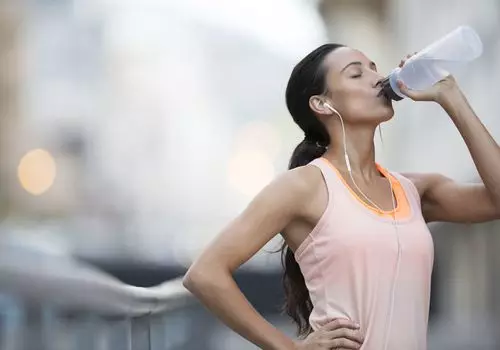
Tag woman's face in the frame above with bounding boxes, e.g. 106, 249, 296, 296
323, 47, 394, 124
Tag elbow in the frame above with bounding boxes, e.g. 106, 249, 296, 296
182, 274, 191, 291
182, 267, 201, 293
182, 263, 220, 294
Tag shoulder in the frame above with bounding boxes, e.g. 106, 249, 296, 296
250, 163, 326, 216
269, 163, 325, 200
400, 172, 453, 198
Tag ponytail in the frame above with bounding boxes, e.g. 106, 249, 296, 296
288, 138, 328, 169
280, 139, 327, 337
280, 43, 343, 336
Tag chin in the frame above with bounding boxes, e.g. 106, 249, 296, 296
378, 105, 394, 121
366, 109, 393, 124
350, 105, 394, 123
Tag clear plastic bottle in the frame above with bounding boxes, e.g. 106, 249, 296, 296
380, 26, 483, 101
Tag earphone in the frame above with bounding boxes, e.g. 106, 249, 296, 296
323, 103, 352, 173
323, 102, 395, 214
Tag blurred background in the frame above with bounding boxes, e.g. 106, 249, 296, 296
0, 0, 500, 349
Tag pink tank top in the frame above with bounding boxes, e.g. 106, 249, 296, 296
295, 158, 434, 350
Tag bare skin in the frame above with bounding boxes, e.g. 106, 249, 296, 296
183, 48, 500, 350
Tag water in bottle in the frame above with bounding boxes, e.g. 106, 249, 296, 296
380, 25, 483, 101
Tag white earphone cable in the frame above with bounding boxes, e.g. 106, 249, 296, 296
323, 103, 402, 350
326, 103, 394, 213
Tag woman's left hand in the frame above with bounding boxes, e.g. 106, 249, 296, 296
396, 53, 462, 105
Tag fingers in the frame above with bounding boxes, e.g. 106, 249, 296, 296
326, 328, 364, 344
319, 319, 364, 350
396, 80, 421, 100
326, 337, 362, 349
321, 318, 360, 332
397, 79, 409, 94
398, 54, 411, 68
398, 51, 418, 68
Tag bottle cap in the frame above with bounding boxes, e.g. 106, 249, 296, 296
379, 75, 403, 101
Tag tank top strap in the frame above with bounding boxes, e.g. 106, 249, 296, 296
308, 157, 342, 204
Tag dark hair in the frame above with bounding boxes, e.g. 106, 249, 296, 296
281, 43, 344, 336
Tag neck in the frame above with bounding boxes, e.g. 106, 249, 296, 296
323, 123, 379, 179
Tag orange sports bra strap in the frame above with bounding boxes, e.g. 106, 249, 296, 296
391, 172, 422, 209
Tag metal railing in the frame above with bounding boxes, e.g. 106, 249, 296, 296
0, 242, 195, 350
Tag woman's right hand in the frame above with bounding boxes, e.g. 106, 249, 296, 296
294, 318, 364, 349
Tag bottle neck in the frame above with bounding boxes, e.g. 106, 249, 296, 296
380, 68, 405, 101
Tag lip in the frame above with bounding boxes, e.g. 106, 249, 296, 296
377, 91, 392, 105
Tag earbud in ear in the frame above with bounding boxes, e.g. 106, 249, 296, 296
323, 101, 349, 171
323, 102, 341, 118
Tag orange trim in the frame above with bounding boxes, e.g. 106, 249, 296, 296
321, 158, 411, 219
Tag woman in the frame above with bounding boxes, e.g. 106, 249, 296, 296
183, 43, 500, 349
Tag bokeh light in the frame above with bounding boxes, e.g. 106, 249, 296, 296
227, 149, 275, 198
17, 149, 57, 196
227, 121, 281, 198
233, 120, 282, 158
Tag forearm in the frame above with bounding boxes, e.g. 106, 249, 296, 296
439, 88, 500, 204
184, 270, 296, 350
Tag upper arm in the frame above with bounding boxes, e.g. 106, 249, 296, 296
404, 172, 500, 223
185, 166, 318, 276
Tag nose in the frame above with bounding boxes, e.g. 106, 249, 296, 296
371, 71, 385, 89
372, 71, 385, 89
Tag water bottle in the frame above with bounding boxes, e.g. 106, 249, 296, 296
380, 25, 483, 101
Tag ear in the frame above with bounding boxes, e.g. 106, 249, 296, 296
309, 95, 333, 116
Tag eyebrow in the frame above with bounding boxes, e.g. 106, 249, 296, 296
341, 61, 377, 72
